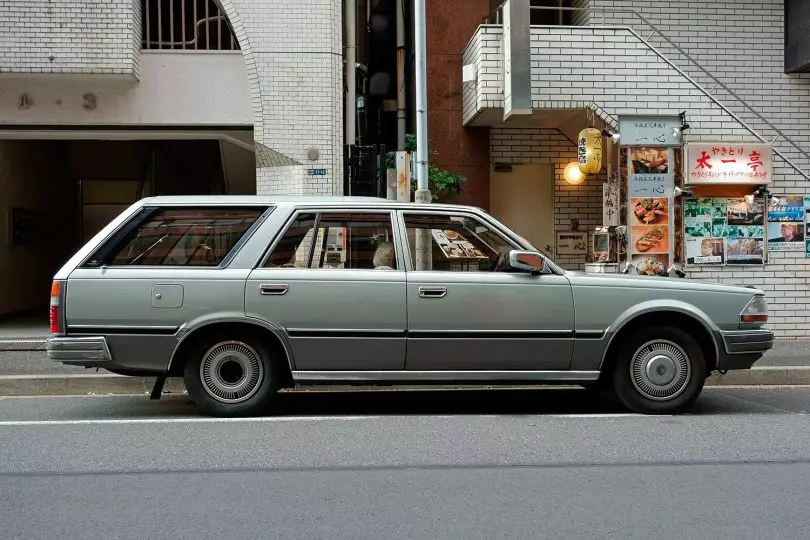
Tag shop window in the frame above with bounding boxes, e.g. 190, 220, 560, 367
85, 207, 266, 267
403, 213, 517, 272
264, 212, 397, 270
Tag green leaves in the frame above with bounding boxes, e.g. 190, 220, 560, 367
385, 133, 466, 202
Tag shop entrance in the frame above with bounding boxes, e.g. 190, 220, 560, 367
0, 135, 256, 323
489, 164, 555, 254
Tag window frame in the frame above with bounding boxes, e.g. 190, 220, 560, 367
259, 208, 403, 272
396, 209, 559, 275
79, 205, 273, 270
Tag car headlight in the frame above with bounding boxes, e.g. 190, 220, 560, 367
740, 295, 768, 324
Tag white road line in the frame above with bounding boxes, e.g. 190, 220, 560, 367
0, 416, 382, 426
0, 413, 646, 426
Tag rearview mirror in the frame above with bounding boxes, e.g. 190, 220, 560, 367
508, 250, 545, 274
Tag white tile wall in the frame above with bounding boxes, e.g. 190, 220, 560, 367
0, 0, 141, 77
223, 0, 344, 197
490, 128, 605, 269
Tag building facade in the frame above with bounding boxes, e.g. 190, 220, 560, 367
0, 0, 343, 315
454, 0, 810, 339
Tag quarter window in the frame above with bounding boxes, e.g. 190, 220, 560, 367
403, 213, 516, 272
265, 212, 397, 270
85, 207, 265, 267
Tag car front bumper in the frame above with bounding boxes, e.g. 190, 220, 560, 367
46, 336, 112, 364
716, 329, 774, 371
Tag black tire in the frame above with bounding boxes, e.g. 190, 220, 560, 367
183, 333, 280, 417
612, 325, 707, 414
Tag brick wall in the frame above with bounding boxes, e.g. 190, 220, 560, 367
224, 0, 343, 197
490, 128, 605, 269
0, 0, 141, 77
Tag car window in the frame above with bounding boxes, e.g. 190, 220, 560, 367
264, 212, 397, 270
85, 207, 265, 267
402, 213, 517, 272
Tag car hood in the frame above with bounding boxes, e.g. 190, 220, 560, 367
563, 270, 764, 296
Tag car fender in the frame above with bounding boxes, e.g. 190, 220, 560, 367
168, 312, 297, 372
599, 299, 721, 370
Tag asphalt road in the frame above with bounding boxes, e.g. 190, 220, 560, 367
2, 387, 810, 539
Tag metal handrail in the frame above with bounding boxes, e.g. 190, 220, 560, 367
489, 3, 809, 178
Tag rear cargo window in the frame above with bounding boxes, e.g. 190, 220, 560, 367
84, 207, 265, 267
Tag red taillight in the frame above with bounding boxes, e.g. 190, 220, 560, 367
741, 314, 768, 323
50, 281, 61, 334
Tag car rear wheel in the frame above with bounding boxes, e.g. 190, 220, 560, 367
612, 326, 707, 414
183, 335, 279, 417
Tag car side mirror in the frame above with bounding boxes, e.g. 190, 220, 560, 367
508, 250, 545, 274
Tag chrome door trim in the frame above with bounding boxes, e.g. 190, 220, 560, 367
418, 286, 447, 298
291, 370, 600, 383
260, 284, 289, 295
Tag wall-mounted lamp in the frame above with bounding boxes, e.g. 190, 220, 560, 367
602, 128, 620, 142
564, 161, 585, 185
745, 186, 779, 207
673, 186, 692, 198
679, 111, 690, 132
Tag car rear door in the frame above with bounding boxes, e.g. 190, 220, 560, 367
400, 210, 575, 372
245, 209, 406, 371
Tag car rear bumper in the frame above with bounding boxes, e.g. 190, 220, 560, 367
46, 336, 112, 363
716, 329, 774, 371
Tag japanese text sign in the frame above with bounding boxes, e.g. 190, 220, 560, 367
618, 115, 682, 147
686, 143, 772, 185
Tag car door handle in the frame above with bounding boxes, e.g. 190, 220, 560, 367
418, 286, 447, 298
260, 284, 289, 296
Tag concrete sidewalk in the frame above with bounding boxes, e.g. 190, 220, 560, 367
1, 337, 808, 396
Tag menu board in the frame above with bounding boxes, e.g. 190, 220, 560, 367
684, 197, 765, 266
627, 147, 674, 276
430, 229, 488, 259
767, 195, 804, 252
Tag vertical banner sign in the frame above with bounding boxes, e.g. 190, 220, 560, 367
603, 182, 619, 226
627, 147, 674, 276
767, 195, 805, 252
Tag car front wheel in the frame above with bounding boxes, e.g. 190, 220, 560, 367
612, 326, 707, 414
183, 335, 279, 417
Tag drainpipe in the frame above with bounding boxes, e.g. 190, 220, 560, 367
345, 0, 357, 149
413, 0, 431, 271
396, 0, 406, 150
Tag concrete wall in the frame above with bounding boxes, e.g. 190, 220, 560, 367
490, 128, 605, 270
0, 0, 141, 78
0, 52, 251, 126
0, 141, 75, 316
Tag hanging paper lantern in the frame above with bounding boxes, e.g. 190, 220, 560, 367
577, 127, 603, 174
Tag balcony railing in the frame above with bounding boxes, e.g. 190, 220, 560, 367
142, 0, 240, 51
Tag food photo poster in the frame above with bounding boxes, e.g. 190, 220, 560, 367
684, 197, 766, 266
628, 147, 673, 276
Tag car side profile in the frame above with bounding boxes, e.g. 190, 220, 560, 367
47, 196, 773, 416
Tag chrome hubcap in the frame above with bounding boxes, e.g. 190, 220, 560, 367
631, 340, 691, 401
200, 341, 264, 404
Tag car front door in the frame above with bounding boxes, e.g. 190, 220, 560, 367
400, 210, 575, 372
245, 209, 406, 371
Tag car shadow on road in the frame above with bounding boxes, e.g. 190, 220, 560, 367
268, 387, 630, 416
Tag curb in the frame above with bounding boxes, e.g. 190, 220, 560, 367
1, 367, 810, 396
0, 374, 187, 396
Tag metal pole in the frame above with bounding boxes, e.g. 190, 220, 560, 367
345, 0, 357, 150
413, 0, 429, 199
396, 0, 406, 150
413, 0, 431, 270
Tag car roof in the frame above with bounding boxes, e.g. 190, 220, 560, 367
136, 195, 485, 213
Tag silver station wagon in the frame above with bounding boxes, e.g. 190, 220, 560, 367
48, 196, 773, 416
